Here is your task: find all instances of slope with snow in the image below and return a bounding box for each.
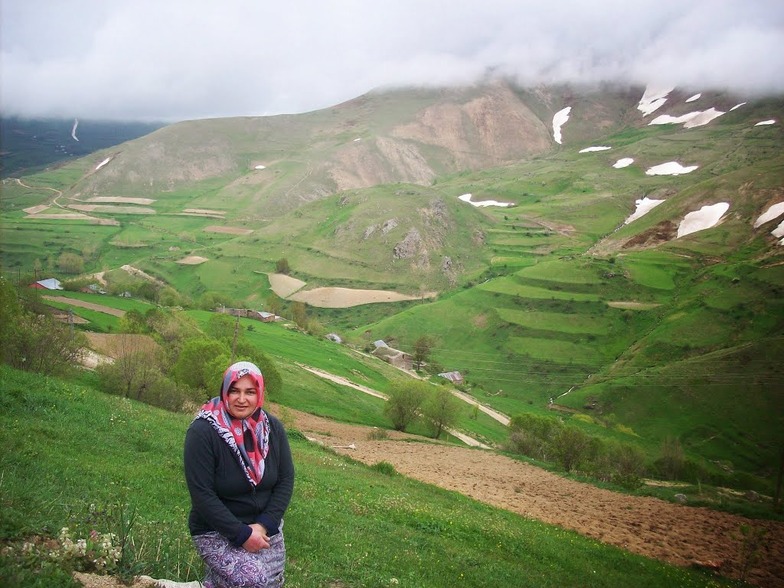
[677,203,730,238]
[579,146,611,153]
[649,108,725,129]
[613,158,634,169]
[637,86,673,116]
[458,194,514,208]
[625,198,665,225]
[754,203,784,228]
[646,162,698,176]
[552,107,571,145]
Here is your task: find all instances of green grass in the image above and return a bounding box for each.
[0,366,736,587]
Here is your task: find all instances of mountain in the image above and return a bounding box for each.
[2,80,783,489]
[0,117,165,178]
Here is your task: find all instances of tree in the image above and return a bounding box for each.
[275,258,290,275]
[552,426,597,473]
[383,379,428,431]
[172,338,228,393]
[58,252,84,274]
[422,387,461,439]
[506,413,563,462]
[265,295,282,317]
[0,277,85,375]
[412,336,434,370]
[119,309,147,334]
[291,301,308,330]
[98,335,162,400]
[657,436,685,480]
[207,313,238,344]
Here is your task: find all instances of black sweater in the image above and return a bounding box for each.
[184,412,294,546]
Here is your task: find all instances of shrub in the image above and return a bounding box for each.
[383,379,428,431]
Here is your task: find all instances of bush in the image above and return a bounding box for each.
[383,379,428,431]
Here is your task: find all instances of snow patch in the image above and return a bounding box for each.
[685,93,701,103]
[755,120,776,126]
[71,118,79,141]
[773,220,784,245]
[625,197,665,224]
[552,107,571,145]
[648,107,724,128]
[646,162,698,176]
[755,203,784,228]
[579,146,611,153]
[95,157,112,171]
[458,193,514,208]
[677,203,730,238]
[613,158,634,169]
[254,165,266,170]
[637,86,673,116]
[730,102,746,111]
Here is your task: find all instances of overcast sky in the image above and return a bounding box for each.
[2,0,783,122]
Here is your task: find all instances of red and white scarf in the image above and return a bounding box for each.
[196,361,270,486]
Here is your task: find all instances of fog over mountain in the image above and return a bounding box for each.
[1,0,783,122]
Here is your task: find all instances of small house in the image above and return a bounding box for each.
[438,371,464,385]
[372,345,413,370]
[30,278,63,290]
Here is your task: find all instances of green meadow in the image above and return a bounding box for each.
[0,367,736,588]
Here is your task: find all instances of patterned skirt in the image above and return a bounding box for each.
[192,528,286,588]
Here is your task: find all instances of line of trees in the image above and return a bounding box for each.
[505,412,728,490]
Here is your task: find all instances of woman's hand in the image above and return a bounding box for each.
[242,523,270,552]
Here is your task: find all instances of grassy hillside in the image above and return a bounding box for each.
[0,366,736,587]
[2,81,784,497]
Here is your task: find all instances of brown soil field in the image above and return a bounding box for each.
[203,225,254,235]
[176,256,208,265]
[83,333,160,358]
[42,296,126,317]
[288,286,434,308]
[284,408,784,588]
[183,208,225,215]
[268,273,307,298]
[606,301,662,310]
[85,197,156,205]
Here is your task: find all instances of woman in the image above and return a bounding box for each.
[184,361,294,587]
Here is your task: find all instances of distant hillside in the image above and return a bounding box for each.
[0,117,165,177]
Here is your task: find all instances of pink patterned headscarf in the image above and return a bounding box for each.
[197,361,270,485]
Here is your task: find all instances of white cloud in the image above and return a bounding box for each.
[2,0,783,121]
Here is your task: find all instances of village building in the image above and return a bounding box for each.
[371,340,413,370]
[438,371,464,385]
[29,278,63,290]
[216,307,277,322]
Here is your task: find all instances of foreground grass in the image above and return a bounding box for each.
[0,366,736,587]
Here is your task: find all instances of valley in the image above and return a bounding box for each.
[2,81,784,586]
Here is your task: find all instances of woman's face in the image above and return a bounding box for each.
[226,374,259,419]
